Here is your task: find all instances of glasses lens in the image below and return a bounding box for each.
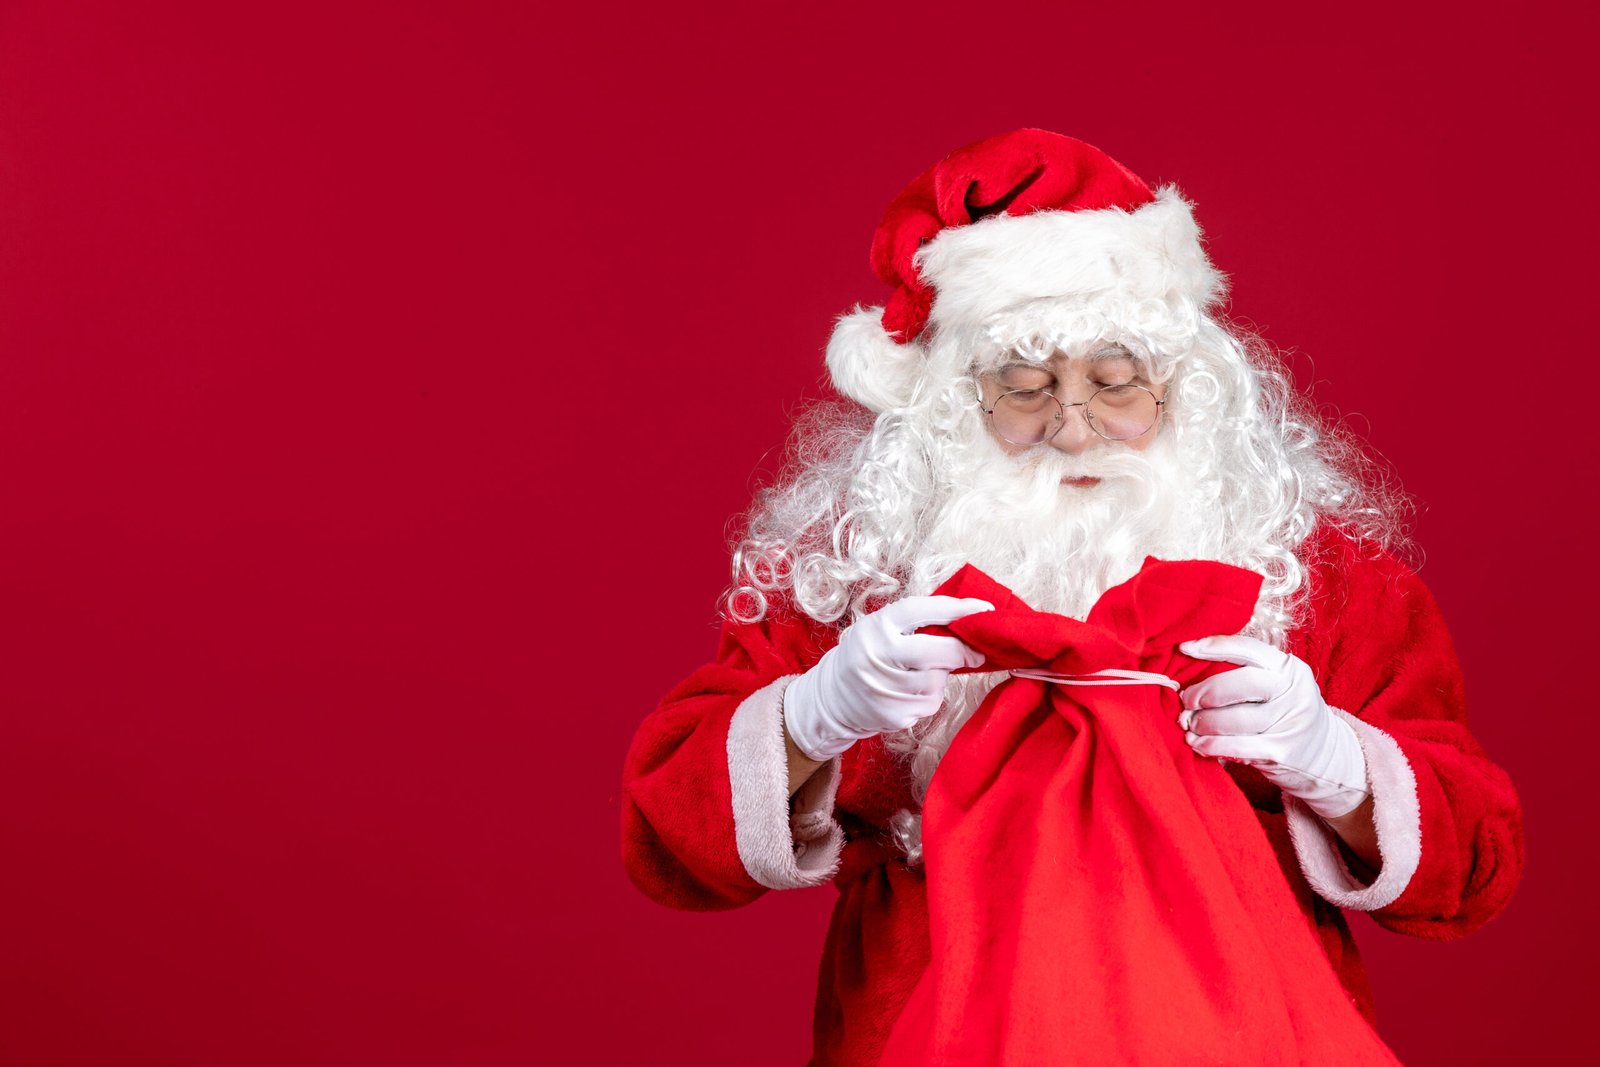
[1086,385,1159,440]
[992,390,1063,445]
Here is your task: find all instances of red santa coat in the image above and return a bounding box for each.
[620,531,1524,1066]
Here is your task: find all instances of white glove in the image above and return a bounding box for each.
[783,596,994,761]
[1176,634,1369,820]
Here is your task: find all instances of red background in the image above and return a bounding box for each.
[1,2,1593,1063]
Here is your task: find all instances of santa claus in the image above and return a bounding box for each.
[621,130,1523,1065]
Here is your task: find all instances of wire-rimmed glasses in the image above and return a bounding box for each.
[977,381,1166,445]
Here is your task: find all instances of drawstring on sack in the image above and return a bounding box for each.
[1008,667,1180,692]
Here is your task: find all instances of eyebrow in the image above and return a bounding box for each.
[1087,345,1137,363]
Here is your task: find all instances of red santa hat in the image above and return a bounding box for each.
[827,129,1227,412]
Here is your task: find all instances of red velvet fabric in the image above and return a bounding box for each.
[620,531,1524,1065]
[869,129,1155,343]
[878,560,1399,1064]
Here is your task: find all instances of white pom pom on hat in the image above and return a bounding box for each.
[825,306,928,414]
[826,130,1225,413]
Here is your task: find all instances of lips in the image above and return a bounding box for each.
[1061,476,1102,488]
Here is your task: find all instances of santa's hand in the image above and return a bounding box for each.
[783,596,993,761]
[1176,634,1368,820]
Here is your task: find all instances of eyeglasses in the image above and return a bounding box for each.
[977,381,1166,445]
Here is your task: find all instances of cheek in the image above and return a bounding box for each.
[1124,418,1162,452]
[983,416,1033,457]
[998,438,1032,458]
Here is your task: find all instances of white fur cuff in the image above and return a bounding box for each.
[1284,709,1423,911]
[726,676,845,890]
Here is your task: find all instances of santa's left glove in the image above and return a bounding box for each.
[1177,635,1369,820]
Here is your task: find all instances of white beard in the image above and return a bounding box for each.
[885,431,1225,858]
[904,431,1206,615]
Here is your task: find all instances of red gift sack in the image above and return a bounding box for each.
[880,560,1399,1066]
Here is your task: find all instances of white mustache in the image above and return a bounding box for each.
[1007,444,1157,486]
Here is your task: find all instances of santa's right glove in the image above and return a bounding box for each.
[783,595,993,761]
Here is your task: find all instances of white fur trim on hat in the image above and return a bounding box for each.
[825,305,929,413]
[917,187,1226,333]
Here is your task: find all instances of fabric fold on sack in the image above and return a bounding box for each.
[879,558,1400,1066]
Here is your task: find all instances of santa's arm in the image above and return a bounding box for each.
[620,614,844,910]
[1281,704,1426,911]
[1320,794,1379,870]
[786,724,830,795]
[1284,550,1524,937]
[726,676,846,888]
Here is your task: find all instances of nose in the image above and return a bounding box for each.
[1046,402,1100,456]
